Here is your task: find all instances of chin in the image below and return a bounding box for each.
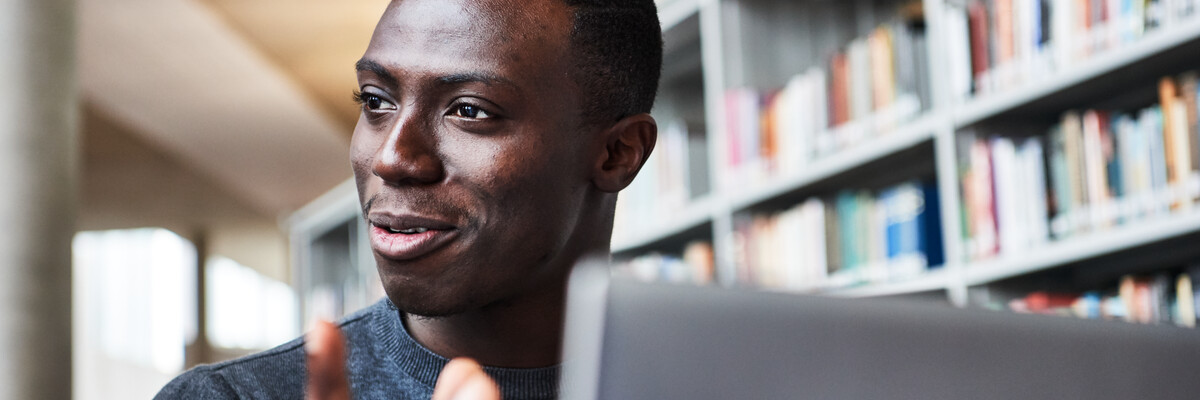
[382,278,481,318]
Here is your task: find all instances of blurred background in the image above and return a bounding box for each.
[73,0,399,397]
[5,0,388,398]
[5,0,1200,398]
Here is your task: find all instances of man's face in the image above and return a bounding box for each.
[351,0,595,316]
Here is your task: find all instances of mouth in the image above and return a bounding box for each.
[367,213,459,261]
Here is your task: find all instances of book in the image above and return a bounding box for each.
[1179,71,1200,201]
[955,0,1199,99]
[962,131,1000,259]
[612,120,704,241]
[720,14,929,188]
[614,243,716,286]
[968,1,993,88]
[961,70,1200,257]
[998,269,1199,328]
[732,181,943,290]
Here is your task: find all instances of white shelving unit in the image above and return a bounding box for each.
[612,195,715,253]
[613,0,1200,306]
[964,210,1200,286]
[726,113,940,211]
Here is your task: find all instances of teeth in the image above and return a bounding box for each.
[385,226,429,234]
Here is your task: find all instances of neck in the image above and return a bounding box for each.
[402,275,570,368]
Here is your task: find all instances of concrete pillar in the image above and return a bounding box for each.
[0,0,78,399]
[185,229,214,368]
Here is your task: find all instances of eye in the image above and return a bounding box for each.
[352,90,396,112]
[452,104,492,119]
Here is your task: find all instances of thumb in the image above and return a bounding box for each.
[432,358,501,400]
[305,320,351,400]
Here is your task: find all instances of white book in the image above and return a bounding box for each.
[801,198,827,286]
[1169,100,1193,210]
[738,90,762,185]
[1015,0,1035,82]
[847,38,873,123]
[776,78,800,176]
[1107,0,1123,48]
[1051,0,1076,70]
[991,137,1023,254]
[944,7,973,101]
[868,197,889,283]
[810,68,829,142]
[1131,0,1147,41]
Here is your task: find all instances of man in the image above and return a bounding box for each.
[156,0,661,398]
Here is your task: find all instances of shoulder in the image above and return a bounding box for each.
[155,338,308,399]
[154,301,389,399]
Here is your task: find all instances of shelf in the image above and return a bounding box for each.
[612,195,715,253]
[727,112,942,211]
[823,269,951,298]
[953,18,1200,127]
[760,269,951,299]
[964,210,1200,286]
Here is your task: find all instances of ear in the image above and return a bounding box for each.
[592,113,657,193]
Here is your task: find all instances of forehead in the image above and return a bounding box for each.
[362,0,574,84]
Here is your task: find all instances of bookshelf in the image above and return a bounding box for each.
[287,180,384,328]
[952,15,1200,127]
[614,0,1200,315]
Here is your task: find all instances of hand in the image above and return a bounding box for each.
[304,320,499,400]
[305,320,351,400]
[431,358,501,400]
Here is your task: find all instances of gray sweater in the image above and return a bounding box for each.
[155,299,560,399]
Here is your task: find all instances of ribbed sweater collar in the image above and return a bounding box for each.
[371,299,561,399]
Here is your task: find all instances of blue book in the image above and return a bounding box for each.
[882,181,945,276]
[922,181,945,268]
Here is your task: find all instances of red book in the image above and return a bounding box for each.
[829,52,850,126]
[967,1,991,81]
[1024,291,1079,313]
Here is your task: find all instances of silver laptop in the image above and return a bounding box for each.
[560,260,1200,399]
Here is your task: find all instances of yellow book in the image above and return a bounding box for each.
[1178,274,1195,327]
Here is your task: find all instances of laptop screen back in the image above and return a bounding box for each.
[561,265,1200,399]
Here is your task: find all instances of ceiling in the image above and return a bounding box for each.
[201,0,388,129]
[78,0,388,221]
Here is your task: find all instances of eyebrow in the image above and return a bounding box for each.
[355,58,517,90]
[436,72,516,88]
[355,59,398,88]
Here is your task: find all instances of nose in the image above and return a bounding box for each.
[371,112,445,185]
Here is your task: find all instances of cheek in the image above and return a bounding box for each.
[349,126,377,172]
[350,126,385,200]
[446,133,581,230]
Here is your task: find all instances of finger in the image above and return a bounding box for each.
[453,371,501,400]
[431,358,479,400]
[432,358,500,400]
[305,320,351,400]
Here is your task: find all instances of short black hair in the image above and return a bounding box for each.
[562,0,663,123]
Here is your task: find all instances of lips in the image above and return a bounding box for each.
[367,213,459,260]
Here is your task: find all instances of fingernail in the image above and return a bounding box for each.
[305,320,329,354]
[453,374,492,400]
